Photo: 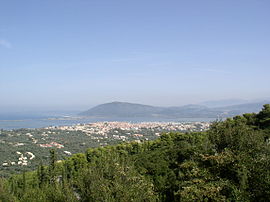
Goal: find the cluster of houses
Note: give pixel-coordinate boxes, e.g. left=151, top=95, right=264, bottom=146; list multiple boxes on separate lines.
left=51, top=121, right=210, bottom=137
left=39, top=142, right=64, bottom=148
left=2, top=151, right=35, bottom=167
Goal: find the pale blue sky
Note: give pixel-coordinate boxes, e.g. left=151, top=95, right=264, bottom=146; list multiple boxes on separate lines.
left=0, top=0, right=269, bottom=110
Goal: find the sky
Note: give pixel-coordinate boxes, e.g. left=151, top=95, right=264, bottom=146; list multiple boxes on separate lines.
left=0, top=0, right=269, bottom=111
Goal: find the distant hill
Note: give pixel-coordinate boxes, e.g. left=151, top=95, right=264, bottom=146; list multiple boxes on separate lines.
left=199, top=99, right=249, bottom=108
left=79, top=102, right=163, bottom=118
left=214, top=102, right=268, bottom=116
left=79, top=101, right=269, bottom=119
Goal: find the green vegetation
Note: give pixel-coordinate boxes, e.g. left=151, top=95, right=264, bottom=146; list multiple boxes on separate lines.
left=0, top=104, right=270, bottom=201
left=0, top=128, right=102, bottom=177
left=0, top=125, right=164, bottom=177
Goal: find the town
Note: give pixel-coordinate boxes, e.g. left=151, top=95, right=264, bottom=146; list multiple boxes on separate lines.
left=0, top=121, right=210, bottom=176
left=49, top=121, right=210, bottom=138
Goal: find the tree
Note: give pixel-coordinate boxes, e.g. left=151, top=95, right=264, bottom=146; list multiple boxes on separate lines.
left=256, top=104, right=270, bottom=130
left=0, top=178, right=15, bottom=202
left=77, top=152, right=157, bottom=202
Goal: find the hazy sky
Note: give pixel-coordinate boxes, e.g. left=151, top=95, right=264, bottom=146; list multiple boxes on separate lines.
left=0, top=0, right=269, bottom=110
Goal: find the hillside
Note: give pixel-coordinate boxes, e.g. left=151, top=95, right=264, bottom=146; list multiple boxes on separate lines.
left=79, top=101, right=163, bottom=117
left=1, top=105, right=270, bottom=201
left=79, top=101, right=269, bottom=118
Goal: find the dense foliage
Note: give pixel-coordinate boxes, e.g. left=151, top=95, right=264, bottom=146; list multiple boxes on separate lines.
left=0, top=104, right=269, bottom=201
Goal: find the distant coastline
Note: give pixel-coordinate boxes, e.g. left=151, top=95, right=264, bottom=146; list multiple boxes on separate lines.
left=1, top=100, right=267, bottom=130
left=0, top=115, right=217, bottom=130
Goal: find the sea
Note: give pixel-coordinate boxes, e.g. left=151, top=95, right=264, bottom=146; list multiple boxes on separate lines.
left=0, top=112, right=217, bottom=130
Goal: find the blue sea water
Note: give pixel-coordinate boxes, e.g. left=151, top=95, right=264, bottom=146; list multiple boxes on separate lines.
left=0, top=113, right=217, bottom=130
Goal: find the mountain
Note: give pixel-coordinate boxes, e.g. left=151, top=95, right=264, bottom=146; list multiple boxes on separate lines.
left=200, top=99, right=249, bottom=108
left=79, top=101, right=269, bottom=119
left=79, top=102, right=163, bottom=118
left=214, top=101, right=268, bottom=116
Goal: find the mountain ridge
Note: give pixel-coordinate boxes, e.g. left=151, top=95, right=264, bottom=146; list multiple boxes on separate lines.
left=79, top=101, right=269, bottom=118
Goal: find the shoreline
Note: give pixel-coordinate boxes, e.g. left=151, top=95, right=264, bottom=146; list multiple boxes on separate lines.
left=0, top=116, right=216, bottom=131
